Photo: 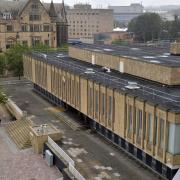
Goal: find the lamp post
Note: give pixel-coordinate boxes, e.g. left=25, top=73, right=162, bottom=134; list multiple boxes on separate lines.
left=16, top=32, right=19, bottom=44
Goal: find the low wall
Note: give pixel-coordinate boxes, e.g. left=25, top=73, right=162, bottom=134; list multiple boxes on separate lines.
left=5, top=99, right=23, bottom=120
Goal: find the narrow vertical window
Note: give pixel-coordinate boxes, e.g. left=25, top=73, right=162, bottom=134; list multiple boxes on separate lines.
left=102, top=93, right=105, bottom=116
left=143, top=112, right=146, bottom=139
left=154, top=116, right=158, bottom=145
left=137, top=109, right=142, bottom=139
left=128, top=105, right=133, bottom=133
left=108, top=96, right=113, bottom=125
left=95, top=90, right=98, bottom=118
left=147, top=113, right=153, bottom=144
left=160, top=118, right=165, bottom=149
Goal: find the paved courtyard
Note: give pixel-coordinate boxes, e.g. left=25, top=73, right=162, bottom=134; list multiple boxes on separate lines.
left=0, top=127, right=62, bottom=180
left=1, top=78, right=163, bottom=180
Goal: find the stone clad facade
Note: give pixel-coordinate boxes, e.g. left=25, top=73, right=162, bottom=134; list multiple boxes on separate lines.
left=0, top=0, right=68, bottom=52
left=66, top=4, right=113, bottom=40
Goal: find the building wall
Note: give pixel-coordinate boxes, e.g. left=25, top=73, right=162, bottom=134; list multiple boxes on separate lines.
left=23, top=54, right=180, bottom=167
left=66, top=5, right=113, bottom=40
left=69, top=46, right=180, bottom=85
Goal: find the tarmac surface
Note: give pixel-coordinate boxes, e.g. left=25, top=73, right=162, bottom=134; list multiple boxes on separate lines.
left=1, top=78, right=163, bottom=180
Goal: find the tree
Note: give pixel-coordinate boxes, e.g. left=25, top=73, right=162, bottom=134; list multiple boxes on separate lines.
left=0, top=89, right=7, bottom=104
left=5, top=44, right=30, bottom=80
left=128, top=13, right=162, bottom=42
left=169, top=15, right=180, bottom=39
left=0, top=55, right=7, bottom=76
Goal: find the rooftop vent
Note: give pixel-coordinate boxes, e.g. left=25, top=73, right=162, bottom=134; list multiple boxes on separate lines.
left=56, top=54, right=67, bottom=58
left=131, top=48, right=140, bottom=51
left=102, top=67, right=111, bottom=73
left=85, top=68, right=95, bottom=74
left=103, top=48, right=113, bottom=52
left=150, top=60, right=161, bottom=64
left=125, top=82, right=140, bottom=90
left=163, top=53, right=170, bottom=56
left=93, top=49, right=102, bottom=52
left=143, top=56, right=155, bottom=59
left=157, top=55, right=168, bottom=58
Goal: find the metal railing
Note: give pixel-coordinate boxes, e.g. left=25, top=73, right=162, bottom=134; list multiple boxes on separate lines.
left=48, top=136, right=86, bottom=180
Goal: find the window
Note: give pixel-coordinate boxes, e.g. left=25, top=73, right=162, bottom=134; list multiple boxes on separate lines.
left=32, top=36, right=41, bottom=47
left=3, top=12, right=11, bottom=20
left=95, top=90, right=99, bottom=118
left=22, top=24, right=28, bottom=32
left=29, top=15, right=41, bottom=21
left=101, top=93, right=105, bottom=116
left=160, top=118, right=165, bottom=149
left=147, top=113, right=153, bottom=144
left=137, top=109, right=142, bottom=139
left=143, top=112, right=146, bottom=139
left=127, top=105, right=133, bottom=133
left=7, top=25, right=13, bottom=32
left=88, top=87, right=93, bottom=115
left=44, top=25, right=50, bottom=32
left=155, top=116, right=158, bottom=145
left=44, top=40, right=49, bottom=46
left=30, top=25, right=41, bottom=32
left=108, top=96, right=113, bottom=125
left=6, top=39, right=14, bottom=49
left=22, top=41, right=28, bottom=45
left=34, top=25, right=41, bottom=32
left=32, top=3, right=39, bottom=9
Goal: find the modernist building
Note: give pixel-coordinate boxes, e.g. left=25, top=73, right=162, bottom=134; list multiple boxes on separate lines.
left=109, top=3, right=144, bottom=26
left=23, top=42, right=180, bottom=179
left=66, top=4, right=114, bottom=41
left=0, top=0, right=68, bottom=52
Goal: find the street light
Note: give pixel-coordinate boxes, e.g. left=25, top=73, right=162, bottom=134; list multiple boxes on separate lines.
left=16, top=32, right=19, bottom=43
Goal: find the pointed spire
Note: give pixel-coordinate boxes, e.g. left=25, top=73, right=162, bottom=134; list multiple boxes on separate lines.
left=49, top=0, right=57, bottom=17
left=61, top=0, right=67, bottom=23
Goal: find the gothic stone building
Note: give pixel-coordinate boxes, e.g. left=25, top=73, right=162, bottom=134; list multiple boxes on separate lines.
left=0, top=0, right=68, bottom=52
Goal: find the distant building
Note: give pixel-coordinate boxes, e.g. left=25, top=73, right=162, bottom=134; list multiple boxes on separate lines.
left=109, top=3, right=144, bottom=26
left=0, top=0, right=68, bottom=52
left=94, top=31, right=133, bottom=45
left=66, top=4, right=114, bottom=41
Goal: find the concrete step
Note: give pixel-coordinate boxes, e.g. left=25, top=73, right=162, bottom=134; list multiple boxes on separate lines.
left=56, top=112, right=85, bottom=131
left=6, top=120, right=32, bottom=149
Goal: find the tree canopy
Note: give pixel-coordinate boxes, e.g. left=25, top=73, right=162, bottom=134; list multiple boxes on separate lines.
left=0, top=89, right=7, bottom=104
left=0, top=55, right=7, bottom=76
left=128, top=13, right=162, bottom=42
left=128, top=13, right=180, bottom=42
left=5, top=44, right=30, bottom=79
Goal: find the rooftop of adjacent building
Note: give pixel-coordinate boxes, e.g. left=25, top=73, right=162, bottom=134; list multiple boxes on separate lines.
left=73, top=43, right=180, bottom=67
left=26, top=50, right=180, bottom=113
left=108, top=3, right=144, bottom=14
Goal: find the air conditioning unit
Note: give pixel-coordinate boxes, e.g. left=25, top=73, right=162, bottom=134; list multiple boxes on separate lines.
left=45, top=150, right=53, bottom=167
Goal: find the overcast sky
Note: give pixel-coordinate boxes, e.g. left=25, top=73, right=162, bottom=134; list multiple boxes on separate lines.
left=44, top=0, right=180, bottom=7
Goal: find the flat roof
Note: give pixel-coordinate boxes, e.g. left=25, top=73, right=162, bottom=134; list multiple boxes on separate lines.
left=27, top=52, right=180, bottom=113
left=72, top=43, right=180, bottom=67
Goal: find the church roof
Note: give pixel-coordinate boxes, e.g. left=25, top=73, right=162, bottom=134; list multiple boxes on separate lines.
left=0, top=0, right=67, bottom=23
